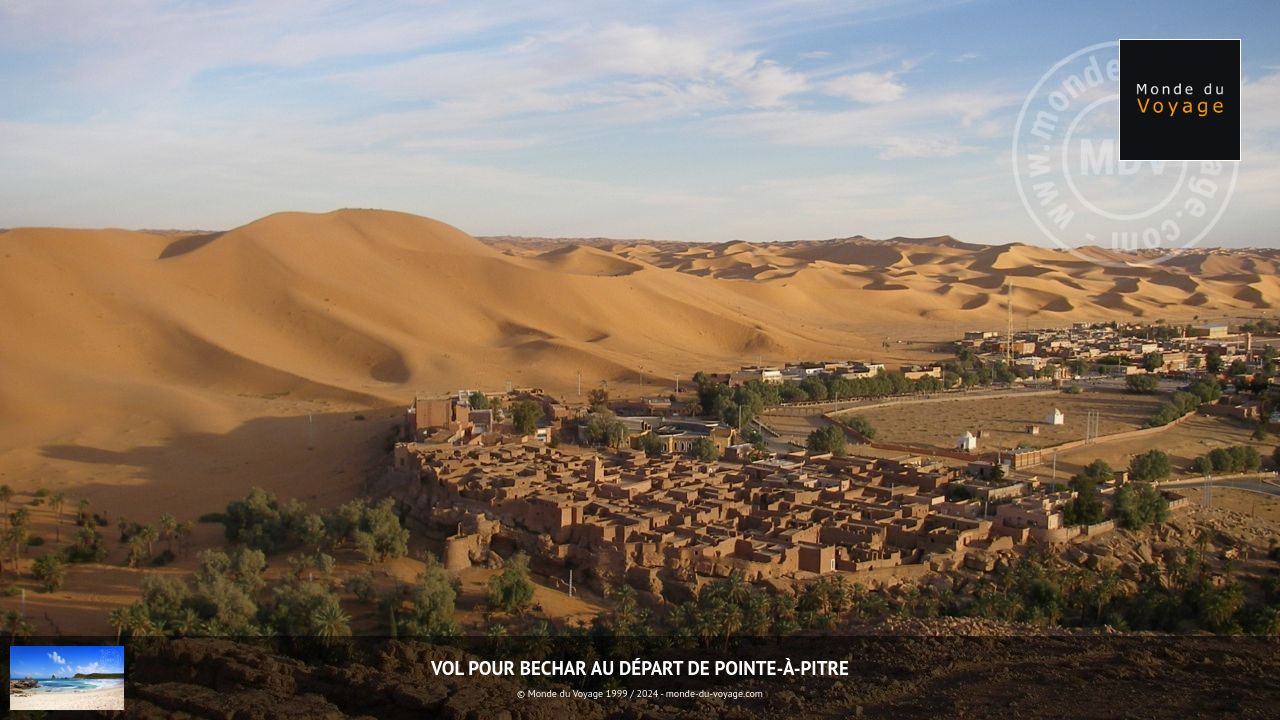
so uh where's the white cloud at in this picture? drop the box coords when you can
[48,651,65,665]
[74,661,109,675]
[824,71,906,103]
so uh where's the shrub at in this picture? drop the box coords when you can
[345,571,378,604]
[843,415,877,440]
[1125,375,1159,394]
[26,536,44,547]
[198,512,227,524]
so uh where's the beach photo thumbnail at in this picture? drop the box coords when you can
[9,645,125,712]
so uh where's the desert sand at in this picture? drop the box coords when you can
[2,208,1278,633]
[9,683,125,711]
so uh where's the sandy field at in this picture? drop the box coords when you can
[2,209,1279,631]
[9,683,125,711]
[1050,413,1273,479]
[847,387,1164,452]
[1180,487,1280,526]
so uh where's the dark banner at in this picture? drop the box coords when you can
[7,635,1279,719]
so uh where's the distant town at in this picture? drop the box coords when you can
[374,319,1280,599]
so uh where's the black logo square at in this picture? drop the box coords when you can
[1120,39,1240,161]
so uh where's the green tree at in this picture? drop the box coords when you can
[1125,374,1159,394]
[1112,482,1170,531]
[1064,473,1105,526]
[806,425,847,456]
[511,400,542,435]
[32,554,66,592]
[691,437,720,463]
[487,552,535,616]
[468,391,490,409]
[1128,449,1172,483]
[402,554,459,637]
[639,432,664,458]
[587,387,610,410]
[584,410,628,448]
[1142,352,1164,372]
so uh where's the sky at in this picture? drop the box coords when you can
[0,0,1277,246]
[10,645,124,678]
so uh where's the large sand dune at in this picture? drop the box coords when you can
[2,208,1276,520]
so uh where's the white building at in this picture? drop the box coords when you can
[957,430,978,452]
[1046,408,1065,426]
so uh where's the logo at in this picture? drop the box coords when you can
[1012,41,1237,265]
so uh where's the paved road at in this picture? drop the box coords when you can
[1161,473,1280,497]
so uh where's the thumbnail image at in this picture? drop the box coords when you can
[9,645,125,712]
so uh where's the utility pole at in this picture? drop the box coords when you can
[308,414,315,450]
[675,374,680,394]
[577,370,582,398]
[1006,281,1015,365]
[568,568,574,598]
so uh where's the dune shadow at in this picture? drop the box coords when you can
[38,406,405,515]
[158,232,224,259]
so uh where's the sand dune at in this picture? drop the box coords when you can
[2,208,1277,526]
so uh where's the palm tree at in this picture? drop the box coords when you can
[127,604,158,636]
[49,492,65,543]
[76,498,90,527]
[10,508,30,557]
[109,606,131,643]
[140,525,158,558]
[171,607,201,637]
[0,485,12,527]
[126,535,148,568]
[312,599,351,639]
[3,609,33,642]
[158,514,177,553]
[175,520,193,557]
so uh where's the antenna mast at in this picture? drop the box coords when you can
[1005,281,1015,365]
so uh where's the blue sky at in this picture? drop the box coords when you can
[1,1,1277,245]
[10,645,124,678]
